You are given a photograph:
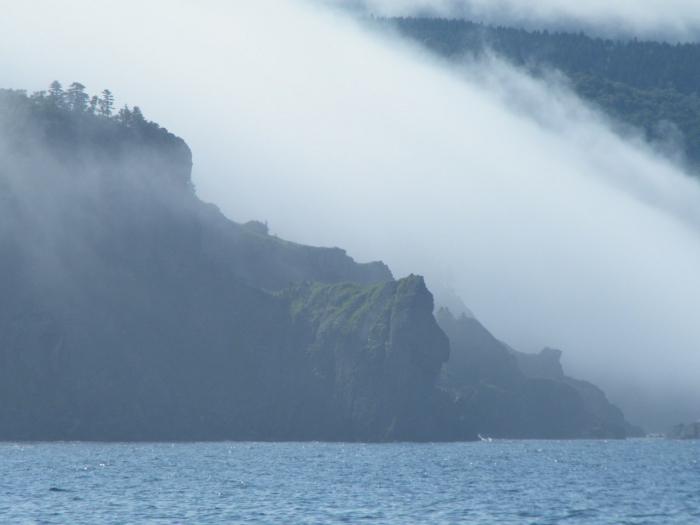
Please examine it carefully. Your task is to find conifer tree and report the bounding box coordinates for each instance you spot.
[131,106,145,125]
[89,95,99,114]
[66,82,89,112]
[48,81,65,107]
[30,90,47,102]
[117,105,132,126]
[98,89,114,117]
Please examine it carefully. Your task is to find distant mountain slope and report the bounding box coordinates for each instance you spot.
[436,309,640,439]
[387,18,700,169]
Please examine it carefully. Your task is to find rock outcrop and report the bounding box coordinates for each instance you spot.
[513,347,643,437]
[284,276,455,441]
[437,309,639,439]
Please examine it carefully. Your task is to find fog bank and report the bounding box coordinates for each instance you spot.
[1,0,699,429]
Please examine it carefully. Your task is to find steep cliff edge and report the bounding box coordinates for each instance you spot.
[0,87,431,441]
[437,309,638,438]
[284,276,456,441]
[513,348,643,437]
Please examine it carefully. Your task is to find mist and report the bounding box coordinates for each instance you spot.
[338,0,700,41]
[1,0,699,429]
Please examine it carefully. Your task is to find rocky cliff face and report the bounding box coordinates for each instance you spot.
[513,348,643,437]
[284,276,454,441]
[0,89,437,441]
[437,309,638,439]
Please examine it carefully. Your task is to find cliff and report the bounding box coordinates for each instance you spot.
[283,276,455,441]
[513,348,643,437]
[0,87,438,441]
[437,309,639,439]
[0,85,635,441]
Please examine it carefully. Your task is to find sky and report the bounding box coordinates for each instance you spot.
[1,0,699,429]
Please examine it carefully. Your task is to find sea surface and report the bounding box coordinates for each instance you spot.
[0,439,698,524]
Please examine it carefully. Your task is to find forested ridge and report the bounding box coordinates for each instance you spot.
[388,18,700,169]
[0,82,193,187]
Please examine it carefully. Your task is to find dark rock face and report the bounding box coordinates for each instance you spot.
[195,203,393,293]
[285,277,453,441]
[437,309,638,439]
[0,89,440,441]
[437,309,521,390]
[514,348,565,381]
[512,349,644,437]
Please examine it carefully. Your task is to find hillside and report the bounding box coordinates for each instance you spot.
[387,18,700,170]
[437,309,640,439]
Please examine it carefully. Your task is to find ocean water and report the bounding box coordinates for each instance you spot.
[0,440,698,524]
